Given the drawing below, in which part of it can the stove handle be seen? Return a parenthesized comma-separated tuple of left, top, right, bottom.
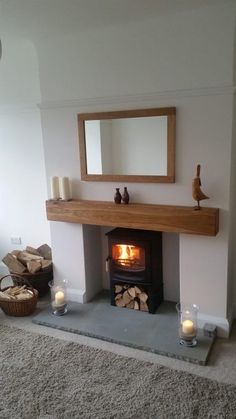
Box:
(105, 256, 111, 272)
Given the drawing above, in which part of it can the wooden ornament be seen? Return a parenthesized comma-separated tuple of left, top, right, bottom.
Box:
(192, 164, 209, 210)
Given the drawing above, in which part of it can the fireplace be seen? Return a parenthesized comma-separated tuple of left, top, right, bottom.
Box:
(106, 228, 163, 313)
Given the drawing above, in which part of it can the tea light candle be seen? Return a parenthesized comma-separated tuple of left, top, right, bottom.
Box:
(55, 291, 65, 306)
(182, 319, 194, 335)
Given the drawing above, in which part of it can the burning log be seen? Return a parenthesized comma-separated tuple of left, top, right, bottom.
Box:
(114, 284, 149, 312)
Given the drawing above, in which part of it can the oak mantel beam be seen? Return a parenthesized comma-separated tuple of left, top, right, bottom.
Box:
(46, 199, 219, 236)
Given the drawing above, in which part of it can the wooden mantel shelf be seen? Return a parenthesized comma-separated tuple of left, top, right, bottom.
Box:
(46, 199, 219, 236)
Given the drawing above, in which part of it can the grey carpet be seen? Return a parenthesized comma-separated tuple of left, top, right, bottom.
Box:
(0, 325, 235, 419)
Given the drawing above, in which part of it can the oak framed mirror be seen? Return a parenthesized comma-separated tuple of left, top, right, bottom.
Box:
(78, 107, 176, 183)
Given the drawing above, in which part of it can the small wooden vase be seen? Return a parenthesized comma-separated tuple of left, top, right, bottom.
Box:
(122, 187, 130, 204)
(114, 188, 122, 204)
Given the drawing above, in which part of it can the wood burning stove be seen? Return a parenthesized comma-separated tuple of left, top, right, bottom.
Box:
(106, 228, 163, 313)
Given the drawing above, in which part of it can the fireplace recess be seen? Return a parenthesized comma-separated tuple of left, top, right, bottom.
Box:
(106, 228, 163, 314)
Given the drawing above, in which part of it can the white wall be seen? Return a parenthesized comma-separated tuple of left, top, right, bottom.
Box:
(0, 109, 50, 255)
(0, 38, 40, 107)
(0, 37, 50, 268)
(36, 2, 235, 102)
(83, 225, 103, 302)
(162, 233, 180, 302)
(49, 221, 86, 302)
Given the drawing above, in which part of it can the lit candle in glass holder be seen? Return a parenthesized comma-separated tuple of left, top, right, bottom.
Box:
(176, 303, 198, 347)
(49, 280, 68, 316)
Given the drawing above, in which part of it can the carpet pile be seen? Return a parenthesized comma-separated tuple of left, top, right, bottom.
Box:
(0, 324, 235, 419)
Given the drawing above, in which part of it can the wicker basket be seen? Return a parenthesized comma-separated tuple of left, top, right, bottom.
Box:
(0, 274, 38, 317)
(10, 267, 53, 297)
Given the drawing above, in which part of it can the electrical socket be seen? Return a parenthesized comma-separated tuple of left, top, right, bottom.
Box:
(11, 236, 22, 245)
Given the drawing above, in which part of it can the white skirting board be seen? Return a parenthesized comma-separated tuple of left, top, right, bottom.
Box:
(66, 287, 86, 304)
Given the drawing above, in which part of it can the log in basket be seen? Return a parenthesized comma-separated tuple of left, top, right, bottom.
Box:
(10, 268, 53, 297)
(0, 274, 38, 316)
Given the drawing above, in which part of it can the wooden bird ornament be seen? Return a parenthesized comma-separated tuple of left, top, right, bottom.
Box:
(192, 164, 209, 210)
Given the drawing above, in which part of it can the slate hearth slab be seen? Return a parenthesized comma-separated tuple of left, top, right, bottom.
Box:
(32, 292, 215, 365)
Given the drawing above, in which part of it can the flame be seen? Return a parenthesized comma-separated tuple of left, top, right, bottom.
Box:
(119, 245, 135, 260)
(113, 244, 139, 265)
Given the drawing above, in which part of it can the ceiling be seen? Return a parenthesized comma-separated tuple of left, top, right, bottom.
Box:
(0, 0, 230, 40)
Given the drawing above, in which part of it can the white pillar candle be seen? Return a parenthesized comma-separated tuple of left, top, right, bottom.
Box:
(182, 319, 194, 335)
(55, 291, 65, 306)
(59, 177, 72, 201)
(50, 176, 60, 200)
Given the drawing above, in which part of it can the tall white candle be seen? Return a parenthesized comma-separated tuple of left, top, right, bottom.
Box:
(59, 177, 72, 201)
(50, 176, 60, 200)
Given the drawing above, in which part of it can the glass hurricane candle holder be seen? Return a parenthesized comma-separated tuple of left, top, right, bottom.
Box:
(176, 303, 198, 347)
(49, 280, 68, 316)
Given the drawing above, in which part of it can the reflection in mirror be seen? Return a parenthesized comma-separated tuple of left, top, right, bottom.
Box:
(85, 116, 167, 175)
(78, 107, 175, 183)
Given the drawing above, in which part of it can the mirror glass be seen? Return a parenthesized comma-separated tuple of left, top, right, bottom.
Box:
(78, 107, 175, 183)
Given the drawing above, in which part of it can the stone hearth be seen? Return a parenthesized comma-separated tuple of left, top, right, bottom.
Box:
(32, 292, 215, 365)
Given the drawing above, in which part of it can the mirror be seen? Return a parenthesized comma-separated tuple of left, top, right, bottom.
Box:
(78, 107, 176, 183)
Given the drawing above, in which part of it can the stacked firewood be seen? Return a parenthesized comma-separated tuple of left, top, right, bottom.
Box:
(2, 244, 52, 274)
(0, 285, 33, 301)
(114, 284, 149, 312)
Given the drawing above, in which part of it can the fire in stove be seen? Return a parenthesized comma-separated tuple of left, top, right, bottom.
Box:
(112, 243, 145, 271)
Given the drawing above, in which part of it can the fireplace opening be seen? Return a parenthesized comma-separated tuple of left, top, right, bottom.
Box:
(106, 228, 163, 314)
